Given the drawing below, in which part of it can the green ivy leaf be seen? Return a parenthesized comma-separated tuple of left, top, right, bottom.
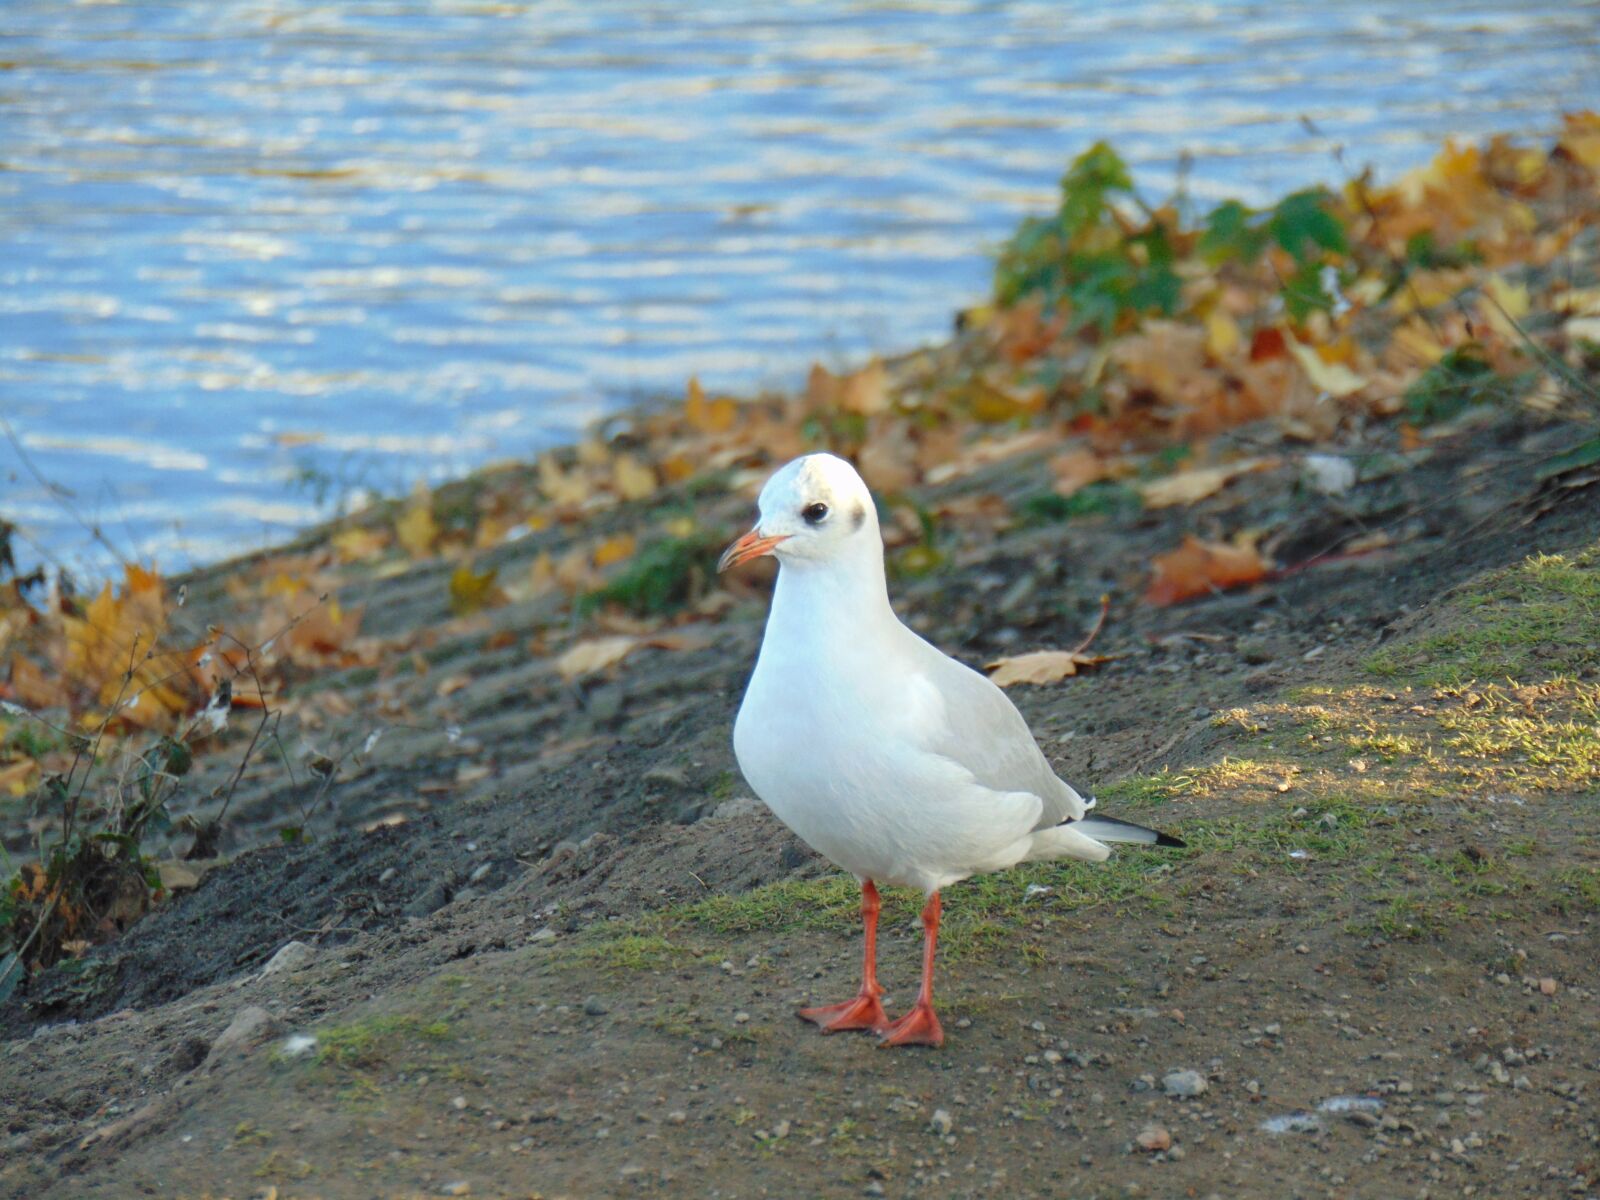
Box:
(1269, 190, 1349, 262)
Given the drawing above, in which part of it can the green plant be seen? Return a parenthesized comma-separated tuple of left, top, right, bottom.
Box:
(1403, 347, 1530, 425)
(578, 534, 720, 617)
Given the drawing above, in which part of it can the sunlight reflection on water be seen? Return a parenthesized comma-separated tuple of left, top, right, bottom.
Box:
(1, 0, 1596, 573)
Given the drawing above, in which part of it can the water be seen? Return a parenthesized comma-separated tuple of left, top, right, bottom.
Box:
(3, 1, 1596, 576)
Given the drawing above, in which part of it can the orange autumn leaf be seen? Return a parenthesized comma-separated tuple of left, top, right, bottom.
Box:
(985, 649, 1112, 687)
(1144, 536, 1270, 606)
(686, 376, 738, 433)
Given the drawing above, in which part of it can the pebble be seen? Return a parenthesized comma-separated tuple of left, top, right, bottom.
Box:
(1163, 1070, 1208, 1098)
(259, 940, 315, 978)
(468, 862, 493, 884)
(863, 1184, 886, 1197)
(206, 1006, 282, 1066)
(666, 1111, 687, 1125)
(930, 1109, 954, 1136)
(733, 1011, 750, 1024)
(1136, 1125, 1173, 1153)
(583, 996, 609, 1017)
(439, 1183, 470, 1197)
(1539, 977, 1559, 995)
(378, 866, 398, 885)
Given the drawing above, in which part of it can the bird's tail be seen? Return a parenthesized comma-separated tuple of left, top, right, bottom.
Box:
(1072, 813, 1186, 849)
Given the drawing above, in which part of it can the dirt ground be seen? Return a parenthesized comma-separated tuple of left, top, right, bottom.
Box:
(2, 407, 1598, 1200)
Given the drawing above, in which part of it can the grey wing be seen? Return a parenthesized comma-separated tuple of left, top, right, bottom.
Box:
(905, 633, 1087, 827)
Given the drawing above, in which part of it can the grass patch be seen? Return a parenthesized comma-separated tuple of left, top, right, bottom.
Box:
(1367, 543, 1600, 684)
(1019, 480, 1143, 525)
(314, 1013, 451, 1069)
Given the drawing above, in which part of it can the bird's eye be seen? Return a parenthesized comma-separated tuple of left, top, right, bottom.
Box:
(802, 502, 829, 525)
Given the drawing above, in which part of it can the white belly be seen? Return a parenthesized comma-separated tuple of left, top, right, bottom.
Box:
(733, 675, 1040, 892)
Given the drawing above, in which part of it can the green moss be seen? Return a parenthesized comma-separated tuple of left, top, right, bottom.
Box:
(314, 1013, 451, 1069)
(1019, 480, 1143, 524)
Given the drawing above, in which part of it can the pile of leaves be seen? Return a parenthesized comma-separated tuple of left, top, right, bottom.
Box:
(0, 562, 372, 993)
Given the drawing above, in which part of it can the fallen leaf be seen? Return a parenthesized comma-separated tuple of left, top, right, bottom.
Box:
(686, 376, 738, 433)
(1205, 309, 1242, 360)
(0, 758, 36, 797)
(395, 489, 439, 557)
(1287, 338, 1368, 398)
(1144, 535, 1271, 606)
(331, 526, 390, 563)
(592, 532, 637, 569)
(555, 635, 639, 680)
(612, 453, 658, 501)
(1050, 447, 1109, 497)
(448, 565, 505, 617)
(985, 649, 1112, 687)
(1138, 458, 1276, 508)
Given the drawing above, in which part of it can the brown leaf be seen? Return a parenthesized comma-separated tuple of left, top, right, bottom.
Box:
(686, 376, 738, 433)
(554, 635, 640, 681)
(985, 650, 1112, 687)
(1138, 458, 1277, 509)
(1049, 447, 1109, 497)
(1144, 536, 1271, 606)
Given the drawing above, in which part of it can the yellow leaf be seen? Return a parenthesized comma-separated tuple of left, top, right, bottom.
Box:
(592, 532, 637, 569)
(685, 376, 737, 433)
(395, 489, 438, 558)
(448, 564, 505, 617)
(1287, 338, 1367, 398)
(664, 516, 697, 539)
(576, 438, 610, 468)
(537, 454, 590, 507)
(331, 526, 390, 562)
(1480, 274, 1530, 341)
(1558, 111, 1600, 171)
(0, 758, 36, 797)
(1204, 310, 1242, 361)
(985, 650, 1111, 688)
(611, 453, 658, 501)
(1390, 318, 1448, 368)
(555, 636, 639, 681)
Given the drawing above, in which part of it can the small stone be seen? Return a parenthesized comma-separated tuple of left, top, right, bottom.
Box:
(1167, 1143, 1186, 1161)
(666, 1111, 687, 1125)
(1136, 1125, 1172, 1153)
(1163, 1070, 1208, 1098)
(863, 1184, 886, 1197)
(452, 1096, 467, 1110)
(930, 1108, 954, 1136)
(207, 1007, 282, 1066)
(1539, 977, 1558, 995)
(733, 1011, 750, 1024)
(1294, 943, 1310, 955)
(771, 1119, 790, 1139)
(440, 1183, 470, 1197)
(378, 867, 398, 885)
(260, 941, 315, 978)
(468, 862, 493, 884)
(583, 996, 609, 1017)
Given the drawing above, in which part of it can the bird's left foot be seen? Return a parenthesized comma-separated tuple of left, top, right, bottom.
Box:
(877, 1001, 944, 1048)
(797, 991, 888, 1034)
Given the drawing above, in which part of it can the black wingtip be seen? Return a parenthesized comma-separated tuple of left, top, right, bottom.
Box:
(1155, 830, 1187, 849)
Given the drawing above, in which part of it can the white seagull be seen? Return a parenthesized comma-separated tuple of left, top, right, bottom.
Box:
(719, 452, 1183, 1047)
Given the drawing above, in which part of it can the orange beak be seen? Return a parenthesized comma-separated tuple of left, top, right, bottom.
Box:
(717, 528, 790, 573)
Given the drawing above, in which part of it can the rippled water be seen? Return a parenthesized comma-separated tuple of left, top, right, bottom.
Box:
(2, 1, 1596, 574)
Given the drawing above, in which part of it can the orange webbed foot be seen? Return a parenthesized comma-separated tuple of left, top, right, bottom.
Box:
(798, 991, 889, 1034)
(877, 1001, 944, 1048)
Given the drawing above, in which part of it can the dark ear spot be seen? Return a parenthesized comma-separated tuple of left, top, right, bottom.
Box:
(851, 504, 866, 532)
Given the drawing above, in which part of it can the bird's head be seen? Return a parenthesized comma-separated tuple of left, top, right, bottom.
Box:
(717, 452, 880, 573)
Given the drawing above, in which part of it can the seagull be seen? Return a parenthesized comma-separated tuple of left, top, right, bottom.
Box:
(719, 452, 1183, 1047)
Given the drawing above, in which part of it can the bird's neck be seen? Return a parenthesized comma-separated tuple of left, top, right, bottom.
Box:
(767, 545, 900, 650)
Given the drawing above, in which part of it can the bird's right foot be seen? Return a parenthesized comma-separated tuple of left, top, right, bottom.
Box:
(797, 992, 889, 1034)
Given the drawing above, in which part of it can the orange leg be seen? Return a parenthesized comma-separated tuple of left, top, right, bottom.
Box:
(878, 891, 944, 1048)
(798, 880, 889, 1034)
